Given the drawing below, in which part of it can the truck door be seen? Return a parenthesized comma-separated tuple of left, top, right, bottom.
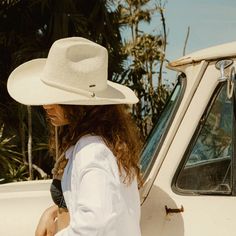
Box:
(140, 62, 236, 236)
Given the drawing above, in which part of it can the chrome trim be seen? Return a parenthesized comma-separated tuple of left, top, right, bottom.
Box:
(215, 59, 233, 82)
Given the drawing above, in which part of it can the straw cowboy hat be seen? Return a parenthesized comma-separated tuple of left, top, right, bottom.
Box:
(7, 37, 138, 105)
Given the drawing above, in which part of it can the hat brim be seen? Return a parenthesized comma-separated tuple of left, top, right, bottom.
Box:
(7, 59, 139, 105)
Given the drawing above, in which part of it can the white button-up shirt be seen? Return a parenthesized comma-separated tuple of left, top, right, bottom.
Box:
(55, 135, 141, 236)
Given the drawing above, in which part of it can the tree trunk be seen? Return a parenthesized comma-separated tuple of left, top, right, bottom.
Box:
(18, 104, 26, 163)
(183, 26, 190, 56)
(158, 6, 167, 86)
(27, 105, 33, 180)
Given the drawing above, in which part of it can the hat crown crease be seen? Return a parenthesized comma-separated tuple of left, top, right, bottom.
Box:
(40, 38, 108, 95)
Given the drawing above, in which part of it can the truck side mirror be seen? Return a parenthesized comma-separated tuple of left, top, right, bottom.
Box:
(227, 66, 236, 99)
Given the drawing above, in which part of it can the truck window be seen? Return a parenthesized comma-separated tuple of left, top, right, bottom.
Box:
(140, 74, 186, 179)
(175, 83, 233, 195)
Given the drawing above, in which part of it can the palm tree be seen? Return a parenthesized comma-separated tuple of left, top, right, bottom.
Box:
(118, 0, 169, 138)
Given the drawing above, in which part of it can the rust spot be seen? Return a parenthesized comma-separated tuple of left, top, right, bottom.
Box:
(165, 205, 184, 215)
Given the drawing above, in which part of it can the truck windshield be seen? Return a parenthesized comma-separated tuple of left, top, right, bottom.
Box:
(140, 75, 186, 178)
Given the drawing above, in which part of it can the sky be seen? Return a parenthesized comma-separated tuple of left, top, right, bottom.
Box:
(165, 0, 236, 61)
(137, 0, 236, 84)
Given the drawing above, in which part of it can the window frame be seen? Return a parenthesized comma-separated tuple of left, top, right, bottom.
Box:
(232, 87, 236, 195)
(172, 82, 235, 196)
(140, 74, 187, 182)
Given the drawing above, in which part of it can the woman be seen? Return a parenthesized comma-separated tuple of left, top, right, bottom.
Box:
(7, 37, 142, 236)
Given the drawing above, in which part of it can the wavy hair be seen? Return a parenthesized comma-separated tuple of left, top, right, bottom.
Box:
(48, 104, 143, 185)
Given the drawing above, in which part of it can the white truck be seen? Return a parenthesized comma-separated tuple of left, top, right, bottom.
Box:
(1, 41, 236, 236)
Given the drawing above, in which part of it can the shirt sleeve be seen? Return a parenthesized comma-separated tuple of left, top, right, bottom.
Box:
(55, 149, 119, 236)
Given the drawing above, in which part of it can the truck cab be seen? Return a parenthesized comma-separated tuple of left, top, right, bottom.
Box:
(1, 41, 236, 236)
(140, 41, 236, 236)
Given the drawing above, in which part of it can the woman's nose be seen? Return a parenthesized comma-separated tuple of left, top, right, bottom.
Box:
(43, 104, 53, 110)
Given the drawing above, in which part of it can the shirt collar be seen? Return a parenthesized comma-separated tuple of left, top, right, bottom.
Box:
(65, 145, 74, 160)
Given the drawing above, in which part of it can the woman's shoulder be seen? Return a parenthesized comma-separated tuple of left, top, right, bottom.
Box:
(74, 134, 110, 153)
(71, 134, 118, 174)
(76, 134, 105, 147)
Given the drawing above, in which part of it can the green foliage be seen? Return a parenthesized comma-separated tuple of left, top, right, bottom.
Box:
(0, 124, 28, 182)
(124, 34, 163, 68)
(119, 0, 169, 138)
(4, 163, 28, 182)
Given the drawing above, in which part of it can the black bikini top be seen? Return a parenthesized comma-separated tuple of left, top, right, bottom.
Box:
(50, 179, 67, 209)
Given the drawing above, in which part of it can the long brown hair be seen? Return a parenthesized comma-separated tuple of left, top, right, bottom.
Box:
(48, 104, 143, 185)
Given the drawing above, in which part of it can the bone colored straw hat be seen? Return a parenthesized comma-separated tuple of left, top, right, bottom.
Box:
(7, 37, 138, 105)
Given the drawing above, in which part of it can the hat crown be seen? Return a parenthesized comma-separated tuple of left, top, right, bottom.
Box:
(41, 37, 108, 94)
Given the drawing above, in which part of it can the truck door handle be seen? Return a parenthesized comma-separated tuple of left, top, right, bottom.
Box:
(165, 205, 184, 214)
